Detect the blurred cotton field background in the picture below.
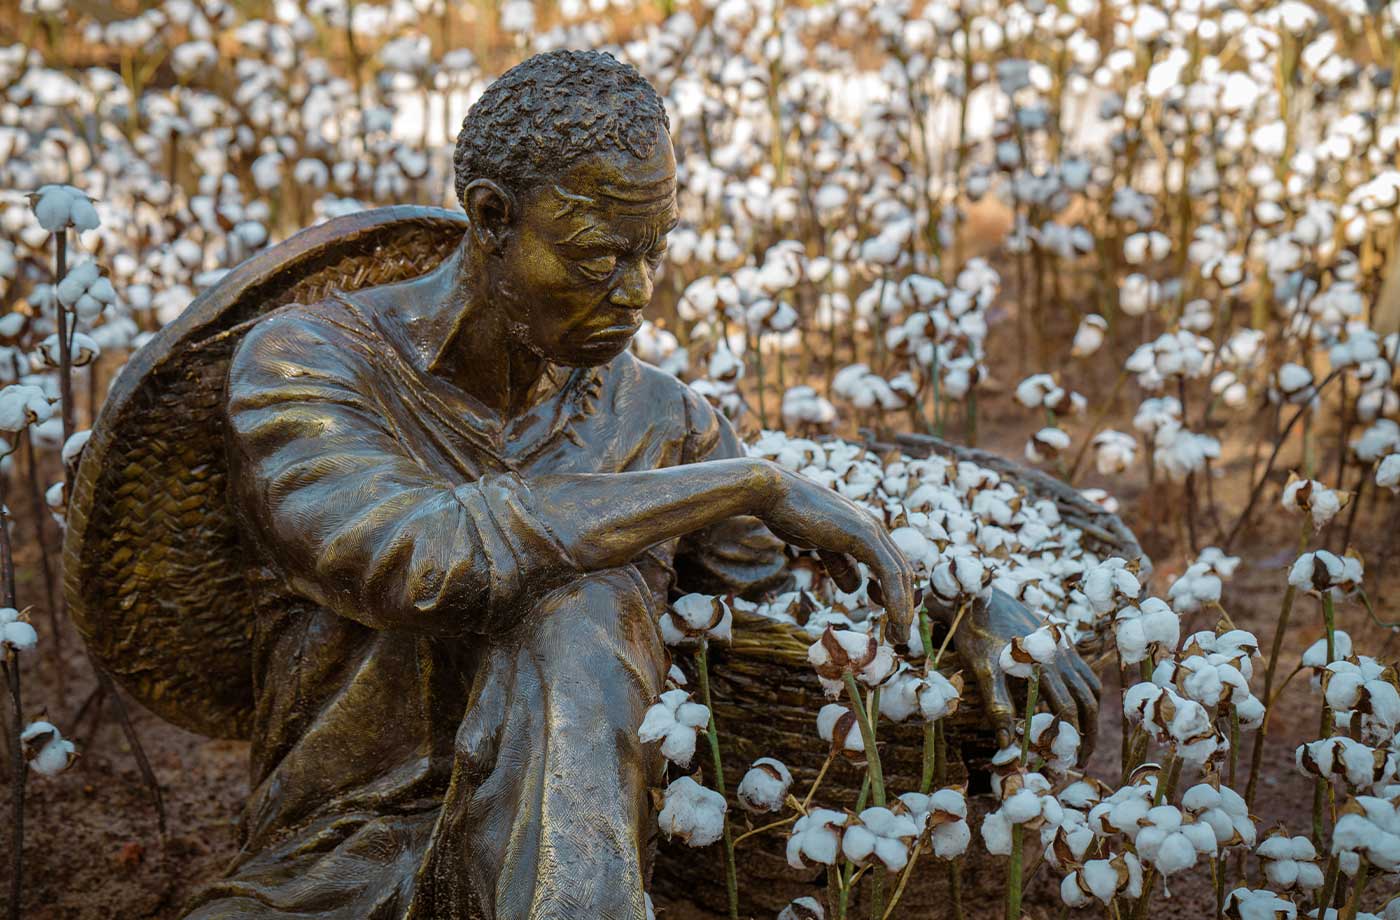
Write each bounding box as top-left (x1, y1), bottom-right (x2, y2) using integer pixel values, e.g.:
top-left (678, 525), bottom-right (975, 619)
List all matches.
top-left (3, 0), bottom-right (1400, 917)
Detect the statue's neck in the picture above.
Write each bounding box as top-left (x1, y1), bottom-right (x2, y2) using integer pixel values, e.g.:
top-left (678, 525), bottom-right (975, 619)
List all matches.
top-left (424, 242), bottom-right (560, 421)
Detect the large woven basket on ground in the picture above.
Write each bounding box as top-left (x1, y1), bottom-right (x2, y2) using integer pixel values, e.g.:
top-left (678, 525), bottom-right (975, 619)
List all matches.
top-left (652, 432), bottom-right (1149, 915)
top-left (64, 206), bottom-right (1149, 914)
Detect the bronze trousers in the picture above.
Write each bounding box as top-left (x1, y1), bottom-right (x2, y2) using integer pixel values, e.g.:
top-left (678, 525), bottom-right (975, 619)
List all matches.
top-left (185, 566), bottom-right (668, 920)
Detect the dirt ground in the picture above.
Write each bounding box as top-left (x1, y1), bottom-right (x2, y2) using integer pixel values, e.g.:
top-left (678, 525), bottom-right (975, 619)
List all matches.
top-left (3, 287), bottom-right (1399, 918)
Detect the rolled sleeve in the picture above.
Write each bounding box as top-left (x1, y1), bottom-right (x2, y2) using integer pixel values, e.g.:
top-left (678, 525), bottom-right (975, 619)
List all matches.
top-left (226, 309), bottom-right (578, 636)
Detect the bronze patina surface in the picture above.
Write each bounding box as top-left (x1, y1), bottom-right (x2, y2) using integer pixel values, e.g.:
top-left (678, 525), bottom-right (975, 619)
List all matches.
top-left (65, 50), bottom-right (1099, 919)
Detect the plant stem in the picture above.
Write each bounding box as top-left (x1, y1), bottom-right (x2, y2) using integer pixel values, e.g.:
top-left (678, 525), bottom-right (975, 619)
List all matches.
top-left (842, 671), bottom-right (886, 807)
top-left (696, 640), bottom-right (739, 920)
top-left (1007, 665), bottom-right (1040, 920)
top-left (1007, 823), bottom-right (1024, 920)
top-left (1341, 858), bottom-right (1369, 920)
top-left (1, 475), bottom-right (24, 920)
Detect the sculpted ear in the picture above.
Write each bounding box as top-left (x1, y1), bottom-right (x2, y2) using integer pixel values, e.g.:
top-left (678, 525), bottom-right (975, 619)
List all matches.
top-left (463, 178), bottom-right (514, 253)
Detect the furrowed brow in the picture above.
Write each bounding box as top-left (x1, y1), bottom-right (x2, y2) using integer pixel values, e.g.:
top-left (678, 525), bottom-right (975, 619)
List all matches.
top-left (550, 184), bottom-right (596, 219)
top-left (559, 222), bottom-right (630, 248)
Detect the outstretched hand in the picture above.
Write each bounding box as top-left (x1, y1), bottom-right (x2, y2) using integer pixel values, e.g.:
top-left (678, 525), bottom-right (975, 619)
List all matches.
top-left (948, 590), bottom-right (1102, 762)
top-left (756, 465), bottom-right (918, 637)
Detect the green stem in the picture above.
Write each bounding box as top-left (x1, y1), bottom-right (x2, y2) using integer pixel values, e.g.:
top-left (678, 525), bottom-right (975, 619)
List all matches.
top-left (1007, 823), bottom-right (1024, 920)
top-left (842, 672), bottom-right (886, 807)
top-left (696, 641), bottom-right (739, 920)
top-left (1341, 858), bottom-right (1369, 920)
top-left (1007, 665), bottom-right (1040, 920)
top-left (919, 609), bottom-right (938, 794)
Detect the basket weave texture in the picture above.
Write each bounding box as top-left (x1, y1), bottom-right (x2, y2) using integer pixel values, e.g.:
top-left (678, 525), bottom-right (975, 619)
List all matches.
top-left (64, 206), bottom-right (469, 739)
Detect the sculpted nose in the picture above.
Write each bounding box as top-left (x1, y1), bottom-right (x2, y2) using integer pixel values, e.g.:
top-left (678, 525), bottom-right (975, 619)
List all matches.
top-left (608, 259), bottom-right (653, 310)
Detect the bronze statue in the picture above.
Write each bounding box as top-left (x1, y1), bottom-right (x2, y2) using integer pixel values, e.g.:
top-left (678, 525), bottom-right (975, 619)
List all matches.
top-left (65, 50), bottom-right (1099, 919)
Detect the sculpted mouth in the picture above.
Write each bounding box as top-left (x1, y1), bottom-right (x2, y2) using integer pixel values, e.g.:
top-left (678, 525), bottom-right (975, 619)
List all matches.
top-left (592, 314), bottom-right (643, 337)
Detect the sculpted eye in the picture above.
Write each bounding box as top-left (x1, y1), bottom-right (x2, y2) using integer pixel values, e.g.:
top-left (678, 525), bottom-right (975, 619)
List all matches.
top-left (576, 254), bottom-right (617, 278)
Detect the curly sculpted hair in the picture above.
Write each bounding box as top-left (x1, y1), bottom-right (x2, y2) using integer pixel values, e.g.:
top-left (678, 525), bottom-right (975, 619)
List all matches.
top-left (453, 50), bottom-right (672, 206)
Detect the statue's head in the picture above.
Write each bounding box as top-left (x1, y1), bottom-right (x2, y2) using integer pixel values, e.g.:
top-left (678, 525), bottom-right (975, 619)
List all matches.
top-left (453, 50), bottom-right (676, 368)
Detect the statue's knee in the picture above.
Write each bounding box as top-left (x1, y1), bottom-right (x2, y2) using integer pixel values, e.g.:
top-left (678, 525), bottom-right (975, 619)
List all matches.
top-left (533, 565), bottom-right (653, 621)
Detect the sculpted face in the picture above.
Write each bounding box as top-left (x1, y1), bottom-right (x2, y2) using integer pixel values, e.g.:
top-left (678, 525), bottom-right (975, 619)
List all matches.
top-left (491, 129), bottom-right (678, 368)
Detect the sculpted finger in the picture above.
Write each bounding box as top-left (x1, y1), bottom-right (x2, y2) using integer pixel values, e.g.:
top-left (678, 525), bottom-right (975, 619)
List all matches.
top-left (818, 549), bottom-right (862, 593)
top-left (1064, 661), bottom-right (1100, 763)
top-left (1070, 650), bottom-right (1103, 698)
top-left (1038, 668), bottom-right (1076, 731)
top-left (982, 666), bottom-right (1017, 750)
top-left (870, 547), bottom-right (914, 634)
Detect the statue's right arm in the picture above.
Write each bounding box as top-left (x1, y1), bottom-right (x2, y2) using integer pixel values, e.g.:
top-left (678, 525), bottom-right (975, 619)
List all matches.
top-left (227, 315), bottom-right (913, 635)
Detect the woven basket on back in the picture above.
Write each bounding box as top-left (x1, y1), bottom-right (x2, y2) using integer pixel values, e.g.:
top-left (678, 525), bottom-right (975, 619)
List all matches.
top-left (65, 205), bottom-right (469, 739)
top-left (652, 431), bottom-right (1150, 916)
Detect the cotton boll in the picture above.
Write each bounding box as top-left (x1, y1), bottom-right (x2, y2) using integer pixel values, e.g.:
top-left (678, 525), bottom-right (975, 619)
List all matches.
top-left (1288, 551), bottom-right (1363, 598)
top-left (658, 776), bottom-right (727, 848)
top-left (1113, 597), bottom-right (1180, 665)
top-left (61, 429), bottom-right (91, 467)
top-left (1072, 314), bottom-right (1108, 357)
top-left (918, 671), bottom-right (964, 722)
top-left (787, 808), bottom-right (848, 868)
top-left (1061, 852), bottom-right (1143, 906)
top-left (736, 757), bottom-right (792, 813)
top-left (1282, 477), bottom-right (1349, 528)
top-left (661, 594), bottom-right (733, 644)
top-left (816, 703), bottom-right (864, 757)
top-left (21, 721), bottom-right (76, 776)
top-left (29, 185), bottom-right (100, 232)
top-left (638, 689), bottom-right (711, 767)
top-left (1084, 558), bottom-right (1142, 614)
top-left (0, 606), bottom-right (37, 652)
top-left (1257, 833), bottom-right (1324, 890)
top-left (0, 384), bottom-right (52, 433)
top-left (841, 806), bottom-right (919, 871)
top-left (1182, 784), bottom-right (1256, 850)
top-left (1025, 427), bottom-right (1072, 464)
top-left (980, 806), bottom-right (1013, 855)
top-left (1377, 454), bottom-right (1400, 493)
top-left (777, 897), bottom-right (825, 920)
top-left (998, 623), bottom-right (1067, 677)
top-left (1220, 888), bottom-right (1299, 918)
